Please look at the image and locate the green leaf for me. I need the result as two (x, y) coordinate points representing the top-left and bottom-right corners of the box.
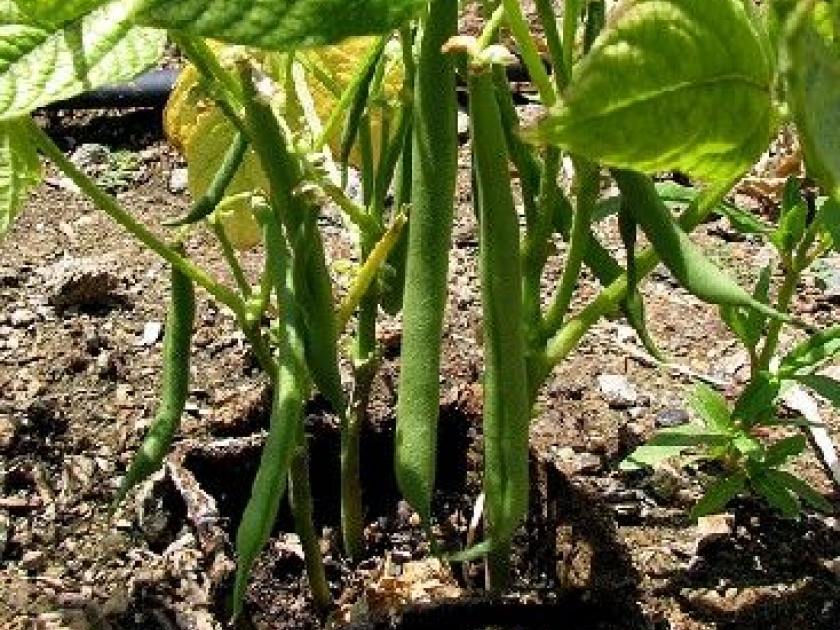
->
(796, 373), (840, 410)
(690, 471), (747, 520)
(0, 3), (165, 120)
(530, 0), (773, 181)
(782, 3), (840, 192)
(13, 0), (108, 26)
(744, 264), (772, 347)
(768, 469), (833, 513)
(750, 469), (801, 517)
(732, 373), (779, 427)
(0, 118), (41, 239)
(779, 324), (840, 376)
(770, 177), (809, 253)
(138, 0), (426, 51)
(688, 383), (733, 432)
(619, 425), (731, 471)
(815, 195), (840, 252)
(764, 434), (807, 467)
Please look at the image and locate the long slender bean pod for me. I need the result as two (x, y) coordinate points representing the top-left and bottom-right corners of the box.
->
(395, 0), (459, 526)
(469, 64), (531, 591)
(238, 65), (346, 414)
(232, 204), (308, 619)
(112, 255), (195, 508)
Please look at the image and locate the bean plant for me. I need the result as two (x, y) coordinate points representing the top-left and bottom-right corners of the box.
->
(1, 0), (839, 621)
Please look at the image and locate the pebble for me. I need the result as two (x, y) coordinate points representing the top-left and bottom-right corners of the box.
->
(656, 407), (690, 428)
(141, 321), (163, 346)
(20, 549), (47, 571)
(0, 415), (17, 451)
(554, 447), (603, 475)
(597, 374), (639, 409)
(10, 308), (37, 328)
(647, 465), (684, 502)
(70, 143), (111, 170)
(169, 167), (189, 193)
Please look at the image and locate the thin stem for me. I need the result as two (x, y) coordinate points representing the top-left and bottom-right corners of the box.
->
(537, 178), (737, 395)
(501, 0), (557, 106)
(336, 213), (408, 332)
(209, 217), (252, 298)
(170, 33), (243, 106)
(477, 4), (506, 50)
(562, 0), (584, 80)
(542, 159), (599, 337)
(534, 0), (568, 90)
(289, 437), (334, 616)
(27, 119), (243, 313)
(522, 149), (560, 346)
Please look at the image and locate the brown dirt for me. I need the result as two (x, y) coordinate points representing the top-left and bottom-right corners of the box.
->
(2, 83), (840, 630)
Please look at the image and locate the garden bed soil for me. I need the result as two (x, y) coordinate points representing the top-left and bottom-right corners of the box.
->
(1, 98), (840, 630)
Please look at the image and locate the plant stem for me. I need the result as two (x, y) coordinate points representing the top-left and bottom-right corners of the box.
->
(534, 0), (568, 90)
(522, 149), (560, 347)
(542, 159), (600, 337)
(289, 435), (334, 616)
(26, 119), (242, 313)
(336, 213), (408, 332)
(537, 178), (737, 394)
(209, 217), (252, 298)
(501, 0), (557, 106)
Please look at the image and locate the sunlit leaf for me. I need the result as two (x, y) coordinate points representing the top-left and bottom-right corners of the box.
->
(782, 3), (840, 192)
(0, 2), (165, 120)
(779, 325), (840, 376)
(530, 0), (773, 180)
(0, 118), (40, 239)
(688, 383), (733, 432)
(138, 0), (425, 51)
(13, 0), (108, 26)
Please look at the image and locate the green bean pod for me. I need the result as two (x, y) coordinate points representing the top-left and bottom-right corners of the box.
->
(113, 256), (195, 508)
(232, 203), (307, 619)
(613, 170), (788, 321)
(395, 0), (459, 525)
(239, 72), (345, 414)
(469, 65), (531, 589)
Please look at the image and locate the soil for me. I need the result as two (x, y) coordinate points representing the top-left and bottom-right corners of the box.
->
(3, 41), (840, 630)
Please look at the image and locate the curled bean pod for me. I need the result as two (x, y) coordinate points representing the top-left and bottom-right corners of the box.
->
(395, 0), (459, 526)
(112, 255), (195, 508)
(614, 169), (788, 321)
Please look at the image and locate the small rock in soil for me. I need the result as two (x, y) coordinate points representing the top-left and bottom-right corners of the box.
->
(646, 465), (685, 503)
(169, 167), (189, 193)
(19, 549), (47, 572)
(42, 257), (120, 309)
(597, 374), (639, 409)
(656, 407), (690, 428)
(0, 415), (18, 451)
(9, 308), (37, 328)
(693, 513), (735, 554)
(554, 446), (603, 475)
(70, 143), (111, 171)
(141, 321), (163, 346)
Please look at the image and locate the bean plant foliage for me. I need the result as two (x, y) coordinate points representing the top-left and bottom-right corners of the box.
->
(1, 0), (839, 622)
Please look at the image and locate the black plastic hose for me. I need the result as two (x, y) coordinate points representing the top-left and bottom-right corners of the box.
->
(45, 68), (178, 110)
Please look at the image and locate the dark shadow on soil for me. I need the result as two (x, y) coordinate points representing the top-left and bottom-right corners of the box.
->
(658, 498), (840, 629)
(40, 107), (165, 152)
